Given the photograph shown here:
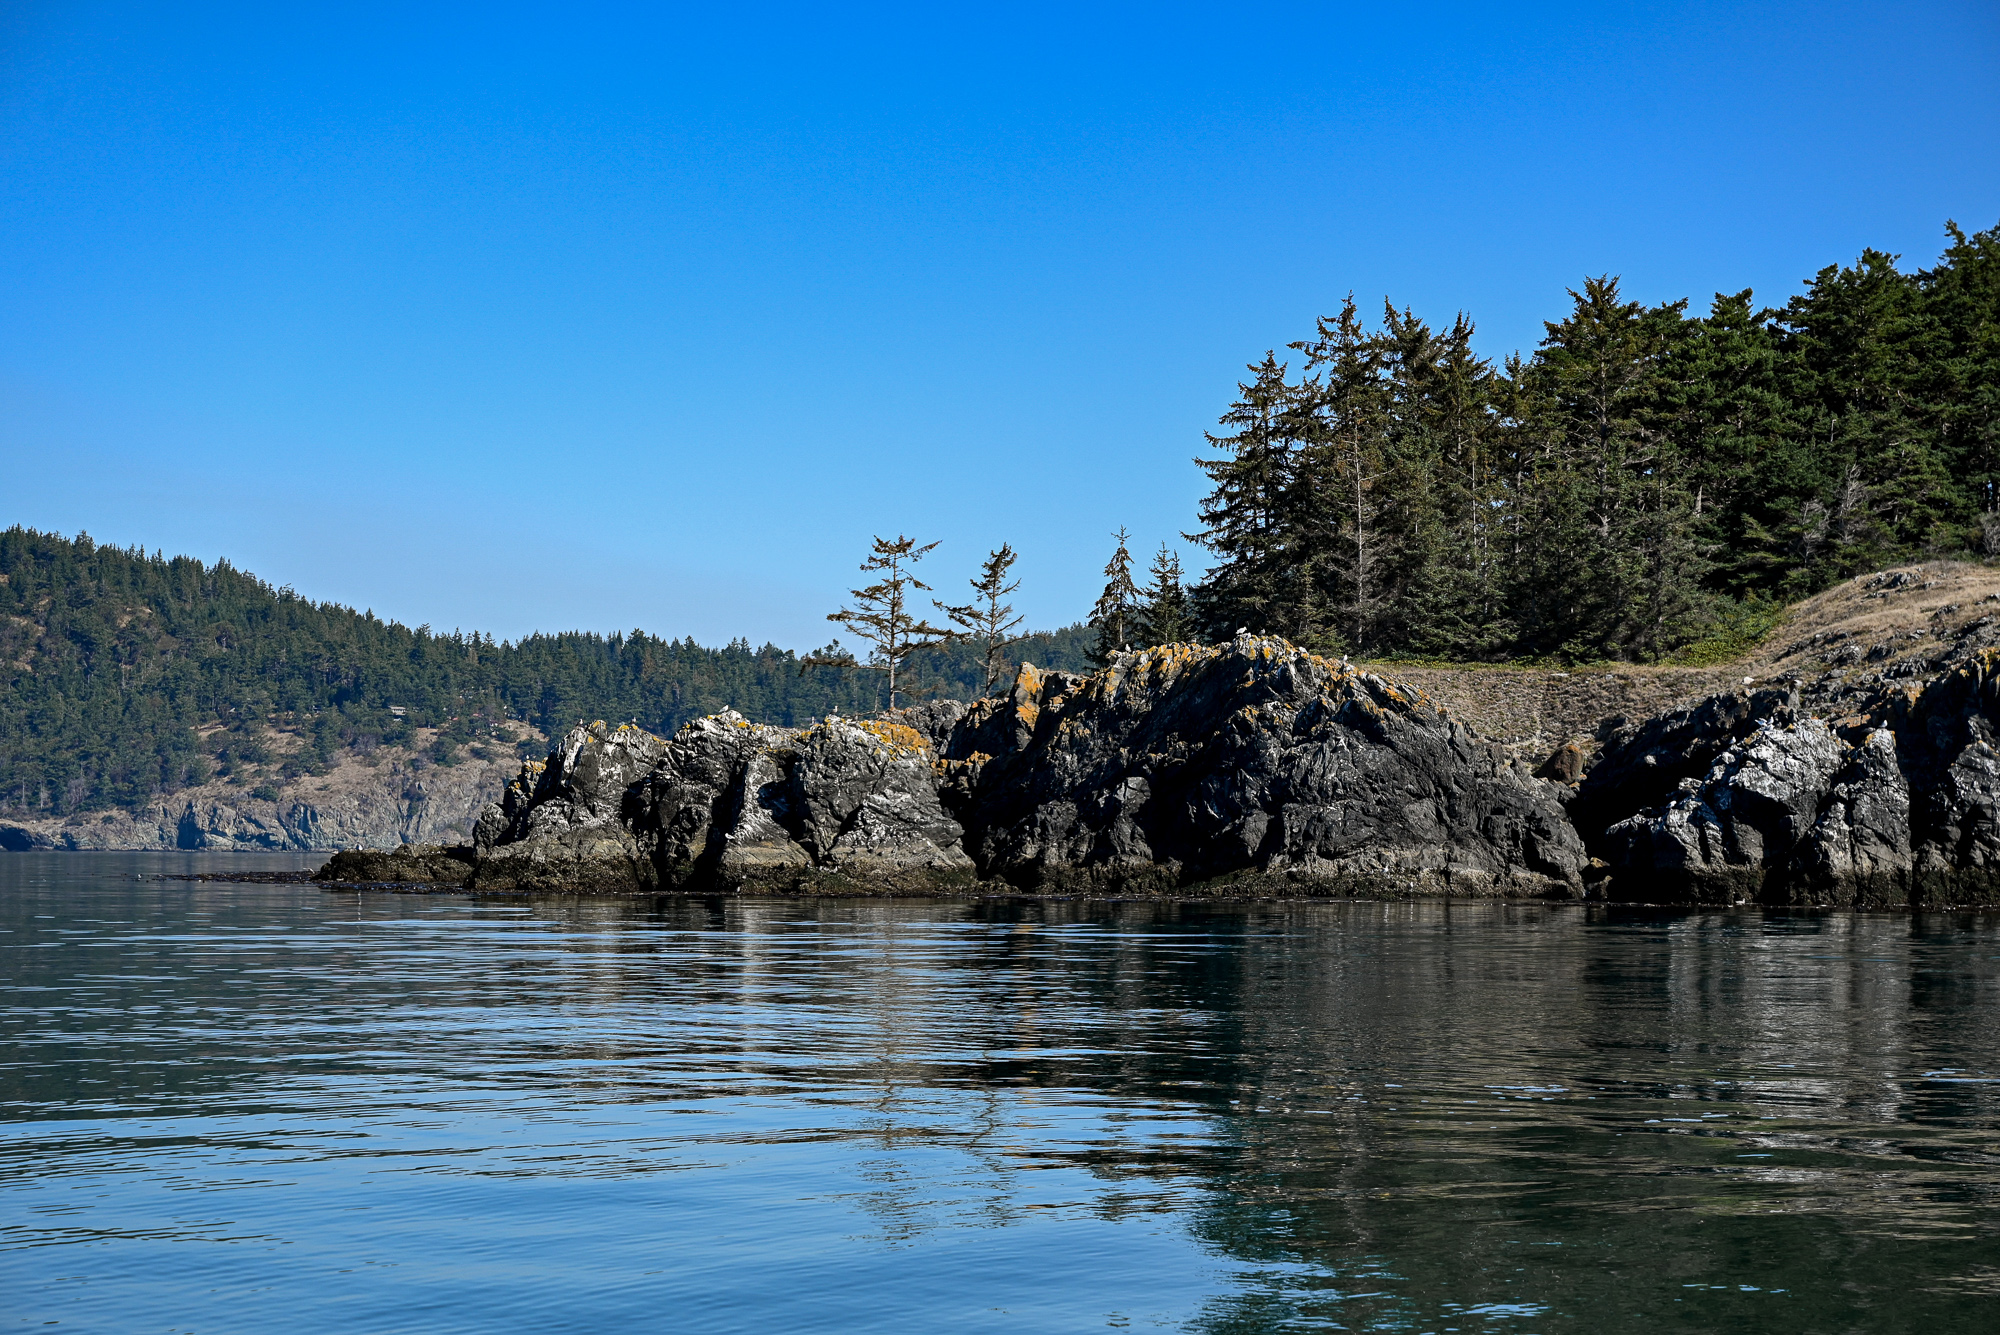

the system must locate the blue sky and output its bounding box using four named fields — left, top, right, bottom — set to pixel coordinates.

left=3, top=2, right=1996, bottom=647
